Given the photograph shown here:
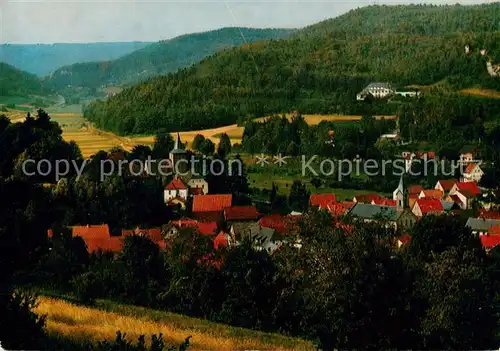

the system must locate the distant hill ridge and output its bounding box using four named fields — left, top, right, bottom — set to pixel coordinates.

left=0, top=42, right=151, bottom=76
left=83, top=3, right=500, bottom=136
left=45, top=27, right=295, bottom=89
